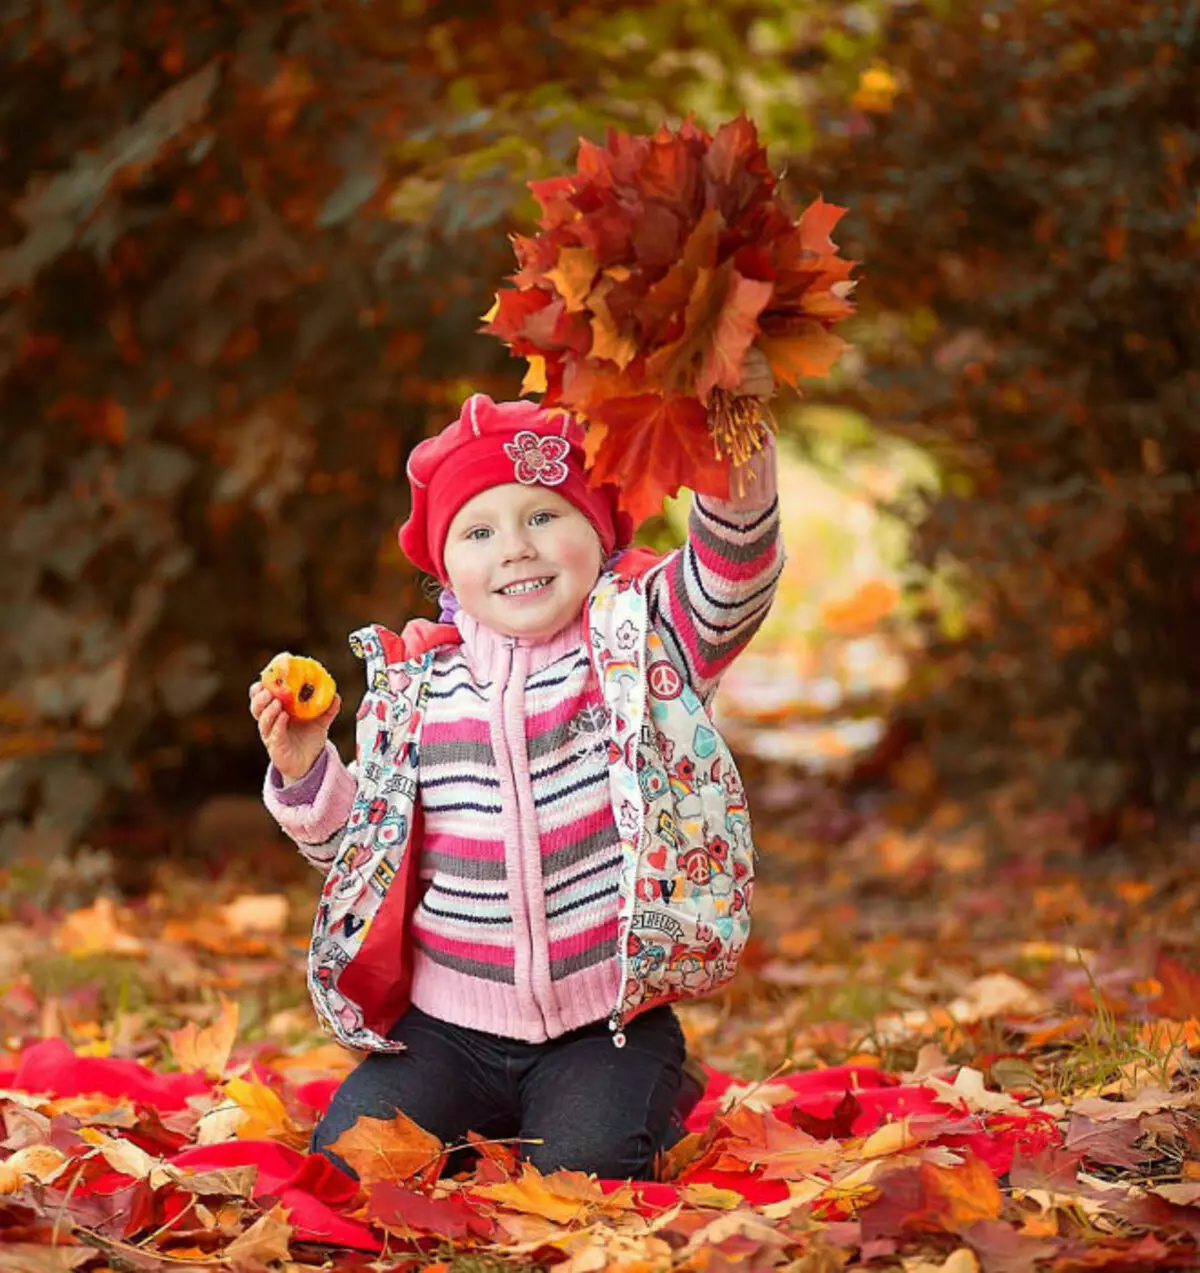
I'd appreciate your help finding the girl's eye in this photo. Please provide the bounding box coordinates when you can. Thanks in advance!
[530,511,557,527]
[466,527,492,541]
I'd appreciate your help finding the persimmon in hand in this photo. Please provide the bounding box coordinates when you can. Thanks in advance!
[259,653,337,721]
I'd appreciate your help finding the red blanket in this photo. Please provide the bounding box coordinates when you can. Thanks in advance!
[1,1038,1059,1252]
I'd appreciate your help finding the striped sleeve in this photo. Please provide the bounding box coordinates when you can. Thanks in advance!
[262,740,356,872]
[647,435,784,702]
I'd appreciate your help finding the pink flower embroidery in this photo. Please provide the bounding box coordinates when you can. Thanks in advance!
[503,431,570,486]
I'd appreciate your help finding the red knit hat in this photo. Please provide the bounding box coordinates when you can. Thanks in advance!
[398,394,632,582]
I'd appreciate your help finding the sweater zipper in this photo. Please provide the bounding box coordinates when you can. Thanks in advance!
[496,634,551,1036]
[607,639,654,1051]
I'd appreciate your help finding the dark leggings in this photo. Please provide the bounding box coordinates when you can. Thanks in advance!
[312,1005,689,1180]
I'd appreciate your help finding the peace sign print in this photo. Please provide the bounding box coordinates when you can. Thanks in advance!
[647,660,683,701]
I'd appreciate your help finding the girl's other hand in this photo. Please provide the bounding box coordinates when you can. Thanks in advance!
[249,680,341,782]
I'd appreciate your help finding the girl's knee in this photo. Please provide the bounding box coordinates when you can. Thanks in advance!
[525,1127,657,1181]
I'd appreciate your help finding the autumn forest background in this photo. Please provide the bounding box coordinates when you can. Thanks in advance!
[2,1,1200,1269]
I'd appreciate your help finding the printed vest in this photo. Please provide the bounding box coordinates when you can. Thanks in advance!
[306,565,755,1052]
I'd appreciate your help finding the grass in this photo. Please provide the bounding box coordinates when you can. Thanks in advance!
[1046,956,1189,1098]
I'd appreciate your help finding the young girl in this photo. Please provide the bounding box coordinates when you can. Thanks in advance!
[251,387,782,1181]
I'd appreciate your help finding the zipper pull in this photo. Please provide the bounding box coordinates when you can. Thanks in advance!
[608,1009,626,1049]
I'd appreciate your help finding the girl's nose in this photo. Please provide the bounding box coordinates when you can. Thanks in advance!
[499,529,536,561]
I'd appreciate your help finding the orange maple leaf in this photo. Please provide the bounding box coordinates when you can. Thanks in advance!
[583,394,728,522]
[916,1154,1003,1231]
[796,195,849,255]
[472,1162,635,1223]
[758,322,848,388]
[695,270,774,400]
[325,1111,444,1188]
[1150,952,1200,1021]
[168,996,239,1081]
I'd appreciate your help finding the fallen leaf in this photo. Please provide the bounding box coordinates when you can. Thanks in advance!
[681,1182,745,1210]
[947,973,1047,1022]
[168,996,239,1080]
[1070,1087,1200,1120]
[53,897,145,957]
[223,1204,292,1272]
[790,1090,863,1139]
[1150,952,1200,1021]
[217,893,288,936]
[473,1163,613,1224]
[325,1109,443,1187]
[1064,1114,1147,1169]
[0,1249,92,1273]
[902,1249,979,1273]
[858,1116,922,1159]
[368,1180,495,1240]
[175,1163,258,1197]
[79,1126,174,1188]
[861,1153,1001,1240]
[223,1077,307,1149]
[194,1100,249,1145]
[0,1144,68,1193]
[926,1067,1025,1115]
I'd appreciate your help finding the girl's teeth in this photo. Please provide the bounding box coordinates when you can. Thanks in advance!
[502,578,550,595]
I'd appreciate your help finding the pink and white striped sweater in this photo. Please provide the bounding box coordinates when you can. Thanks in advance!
[268,478,782,1042]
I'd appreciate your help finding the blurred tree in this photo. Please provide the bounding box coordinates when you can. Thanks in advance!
[812,0,1200,827]
[1,0,869,860]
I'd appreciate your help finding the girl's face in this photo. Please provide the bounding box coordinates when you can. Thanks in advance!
[442,484,604,640]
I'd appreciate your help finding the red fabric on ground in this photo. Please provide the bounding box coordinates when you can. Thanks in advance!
[5,1042,1060,1253]
[11,1038,212,1110]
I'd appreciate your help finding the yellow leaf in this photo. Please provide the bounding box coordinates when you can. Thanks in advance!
[481,294,500,324]
[852,65,899,113]
[859,1116,920,1158]
[218,894,288,935]
[589,287,638,370]
[0,1145,67,1194]
[169,996,239,1081]
[775,927,821,959]
[53,898,145,958]
[521,356,548,396]
[681,1182,743,1210]
[904,1250,980,1273]
[325,1110,443,1187]
[223,1077,306,1149]
[544,246,598,312]
[474,1163,609,1224]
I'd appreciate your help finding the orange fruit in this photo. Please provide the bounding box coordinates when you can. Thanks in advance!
[260,653,337,721]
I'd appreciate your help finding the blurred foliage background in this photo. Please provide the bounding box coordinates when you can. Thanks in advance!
[2,0,1196,874]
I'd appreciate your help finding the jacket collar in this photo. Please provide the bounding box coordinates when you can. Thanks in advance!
[454,609,587,678]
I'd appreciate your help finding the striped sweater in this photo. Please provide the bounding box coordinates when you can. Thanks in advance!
[269,466,782,1042]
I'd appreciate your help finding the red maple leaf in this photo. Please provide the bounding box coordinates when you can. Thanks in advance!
[583,394,728,522]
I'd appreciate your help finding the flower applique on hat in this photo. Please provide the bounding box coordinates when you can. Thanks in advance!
[503,431,570,486]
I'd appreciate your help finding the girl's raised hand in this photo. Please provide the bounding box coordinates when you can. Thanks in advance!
[249,680,341,783]
[734,346,776,400]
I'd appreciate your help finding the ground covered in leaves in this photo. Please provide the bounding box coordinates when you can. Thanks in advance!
[1,783,1199,1272]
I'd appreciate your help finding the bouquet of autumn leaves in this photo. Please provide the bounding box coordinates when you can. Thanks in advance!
[482,115,856,521]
